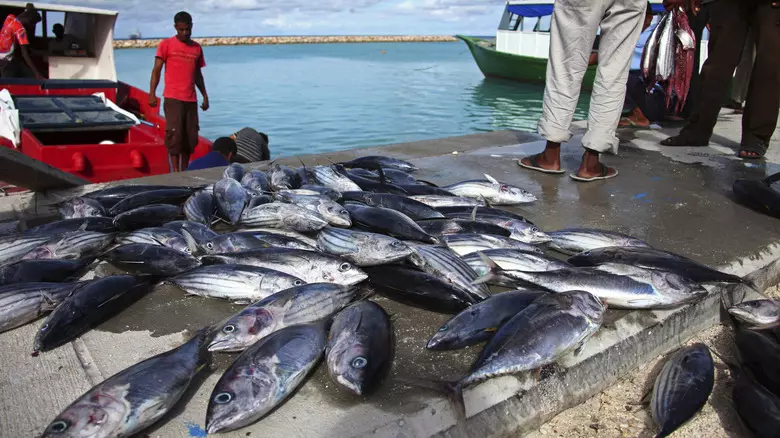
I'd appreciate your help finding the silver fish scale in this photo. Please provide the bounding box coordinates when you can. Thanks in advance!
[0,234,55,264]
[463,249,569,273]
[409,195,485,208]
[313,166,362,192]
[168,265,303,302]
[119,228,186,248]
[24,232,113,260]
[184,191,214,225]
[656,12,675,81]
[409,244,490,300]
[240,203,328,231]
[0,283,77,332]
[443,234,542,256]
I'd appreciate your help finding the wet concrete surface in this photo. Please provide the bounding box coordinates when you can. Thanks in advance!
[1,118,780,437]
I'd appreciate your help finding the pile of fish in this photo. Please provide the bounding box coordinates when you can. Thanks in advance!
[0,155,752,436]
[642,7,696,113]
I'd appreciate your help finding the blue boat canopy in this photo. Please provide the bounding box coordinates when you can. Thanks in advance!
[507,3,665,17]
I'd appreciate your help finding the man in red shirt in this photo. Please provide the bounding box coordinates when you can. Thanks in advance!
[0,8,44,79]
[149,11,209,172]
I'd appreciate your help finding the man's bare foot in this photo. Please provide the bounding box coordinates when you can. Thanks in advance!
[518,141,563,173]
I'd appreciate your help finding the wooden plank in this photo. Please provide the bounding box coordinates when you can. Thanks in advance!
[0,147,90,192]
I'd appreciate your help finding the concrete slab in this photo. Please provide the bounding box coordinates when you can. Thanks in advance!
[1,114,780,438]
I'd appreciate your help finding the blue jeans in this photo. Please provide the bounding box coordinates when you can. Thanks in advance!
[624,70,667,122]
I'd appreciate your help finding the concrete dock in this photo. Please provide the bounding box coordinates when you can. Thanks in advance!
[1,114,779,438]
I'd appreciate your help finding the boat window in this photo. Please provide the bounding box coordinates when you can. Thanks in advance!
[53,12,96,57]
[507,13,522,31]
[532,15,551,33]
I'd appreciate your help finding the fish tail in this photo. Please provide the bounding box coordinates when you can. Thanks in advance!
[471,252,504,286]
[397,376,466,422]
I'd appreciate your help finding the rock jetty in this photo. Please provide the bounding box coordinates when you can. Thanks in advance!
[114,35,458,49]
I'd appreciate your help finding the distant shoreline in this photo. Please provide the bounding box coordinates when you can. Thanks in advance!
[113,35,459,49]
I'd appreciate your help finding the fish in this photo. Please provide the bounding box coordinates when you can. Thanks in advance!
[410,195,486,208]
[0,282,81,333]
[443,174,537,205]
[214,178,247,225]
[347,168,417,185]
[83,184,192,209]
[339,155,418,173]
[655,11,675,83]
[416,218,512,238]
[112,204,183,231]
[201,231,316,253]
[316,227,412,267]
[240,169,270,193]
[247,194,274,209]
[162,221,218,245]
[364,265,480,313]
[117,227,192,253]
[40,329,211,438]
[201,248,368,286]
[422,290,605,419]
[477,258,708,310]
[733,324,780,397]
[341,191,444,220]
[441,233,543,256]
[326,300,394,396]
[337,166,410,196]
[270,163,302,191]
[234,227,318,248]
[208,283,358,353]
[344,203,438,244]
[167,264,306,303]
[437,206,530,222]
[102,243,202,276]
[728,300,780,330]
[733,173,780,219]
[650,343,714,438]
[0,220,23,237]
[397,184,455,196]
[183,190,216,226]
[641,6,665,80]
[408,243,491,301]
[448,213,546,244]
[58,196,106,219]
[299,184,342,201]
[462,249,571,286]
[21,231,115,261]
[205,321,328,434]
[312,165,363,192]
[26,217,116,235]
[731,363,780,437]
[567,246,748,285]
[33,275,153,353]
[239,202,329,232]
[0,232,60,265]
[546,228,651,255]
[223,162,246,181]
[108,188,194,216]
[275,193,351,227]
[426,288,549,350]
[0,259,92,285]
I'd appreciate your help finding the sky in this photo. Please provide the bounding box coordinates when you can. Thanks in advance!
[44,0,506,38]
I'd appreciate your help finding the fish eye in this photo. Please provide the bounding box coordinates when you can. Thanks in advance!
[206,242,214,250]
[352,356,368,369]
[391,241,404,247]
[531,227,539,232]
[48,420,69,433]
[339,263,351,272]
[294,280,304,286]
[40,323,49,332]
[214,392,233,404]
[438,324,448,332]
[500,185,508,192]
[340,210,348,215]
[222,324,236,333]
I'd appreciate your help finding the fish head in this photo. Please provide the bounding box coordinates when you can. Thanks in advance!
[569,290,607,324]
[202,235,235,254]
[496,183,537,204]
[319,202,352,227]
[206,360,276,434]
[40,394,126,438]
[58,199,78,219]
[21,244,54,260]
[373,238,413,262]
[728,300,780,327]
[215,179,247,225]
[653,271,708,301]
[426,306,484,350]
[208,308,275,352]
[510,223,551,244]
[327,330,371,395]
[164,236,192,254]
[327,261,368,285]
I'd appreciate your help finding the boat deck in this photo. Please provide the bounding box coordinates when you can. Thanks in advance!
[1,114,780,437]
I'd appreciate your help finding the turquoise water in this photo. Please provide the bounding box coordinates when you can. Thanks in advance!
[115,42,592,158]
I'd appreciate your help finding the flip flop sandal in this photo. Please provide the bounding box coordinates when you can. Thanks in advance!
[569,164,618,182]
[517,154,565,174]
[660,135,708,147]
[738,142,767,160]
[619,117,650,129]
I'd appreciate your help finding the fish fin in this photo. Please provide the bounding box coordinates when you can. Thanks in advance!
[471,252,504,286]
[77,221,89,232]
[573,342,585,357]
[323,156,337,165]
[415,180,439,187]
[396,376,466,422]
[480,195,492,208]
[484,174,499,185]
[483,327,498,333]
[470,205,477,221]
[180,229,202,255]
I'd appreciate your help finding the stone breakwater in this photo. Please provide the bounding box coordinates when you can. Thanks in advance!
[114,35,458,49]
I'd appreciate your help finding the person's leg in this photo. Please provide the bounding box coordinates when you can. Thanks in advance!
[181,101,199,170]
[738,2,780,159]
[576,0,645,179]
[520,0,604,173]
[663,0,750,146]
[164,98,184,172]
[619,70,652,127]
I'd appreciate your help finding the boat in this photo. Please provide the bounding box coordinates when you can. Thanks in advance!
[128,29,142,40]
[0,2,213,193]
[456,0,707,88]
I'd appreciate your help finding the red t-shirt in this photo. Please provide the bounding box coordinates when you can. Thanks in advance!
[0,15,29,54]
[155,37,205,102]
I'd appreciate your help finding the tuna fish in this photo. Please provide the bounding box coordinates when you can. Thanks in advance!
[316,227,412,266]
[275,193,351,227]
[397,184,454,196]
[547,228,651,255]
[117,227,191,253]
[183,190,216,226]
[21,231,115,261]
[208,283,356,352]
[341,191,444,220]
[240,202,329,232]
[441,233,543,256]
[462,249,570,286]
[162,221,218,245]
[58,197,106,219]
[426,288,549,350]
[345,203,438,244]
[312,165,363,192]
[270,163,302,191]
[40,329,211,438]
[364,266,479,313]
[25,217,116,235]
[409,195,486,208]
[416,218,512,238]
[112,204,183,231]
[168,264,305,303]
[240,169,270,193]
[442,174,537,205]
[728,300,780,330]
[0,259,91,285]
[103,243,202,276]
[108,188,193,216]
[650,344,714,438]
[407,243,491,301]
[339,155,418,173]
[326,301,394,395]
[214,178,247,225]
[223,162,246,181]
[83,184,192,209]
[201,231,316,254]
[206,322,328,433]
[731,362,780,436]
[0,232,60,265]
[0,282,81,333]
[298,184,342,201]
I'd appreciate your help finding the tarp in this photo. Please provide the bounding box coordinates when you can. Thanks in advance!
[508,3,665,17]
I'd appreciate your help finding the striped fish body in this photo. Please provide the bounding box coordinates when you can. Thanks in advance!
[651,344,714,437]
[437,206,530,222]
[364,265,478,313]
[642,10,666,80]
[108,188,193,216]
[446,213,548,244]
[103,243,201,276]
[239,203,328,232]
[397,184,454,196]
[223,163,246,181]
[21,231,115,261]
[0,282,80,333]
[416,219,512,238]
[344,204,438,244]
[442,233,542,256]
[275,193,351,227]
[0,259,91,285]
[407,243,491,301]
[26,217,116,235]
[83,184,188,209]
[112,204,183,231]
[410,195,485,208]
[317,227,412,267]
[463,249,570,275]
[547,228,650,255]
[167,264,306,303]
[214,178,247,225]
[443,178,537,205]
[313,165,362,192]
[298,185,342,201]
[184,191,216,226]
[0,233,57,265]
[234,227,318,248]
[207,283,357,352]
[117,227,190,253]
[162,221,218,245]
[656,12,676,81]
[340,192,444,220]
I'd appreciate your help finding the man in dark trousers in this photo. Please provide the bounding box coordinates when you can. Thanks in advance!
[149,11,209,172]
[187,137,237,171]
[660,0,780,159]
